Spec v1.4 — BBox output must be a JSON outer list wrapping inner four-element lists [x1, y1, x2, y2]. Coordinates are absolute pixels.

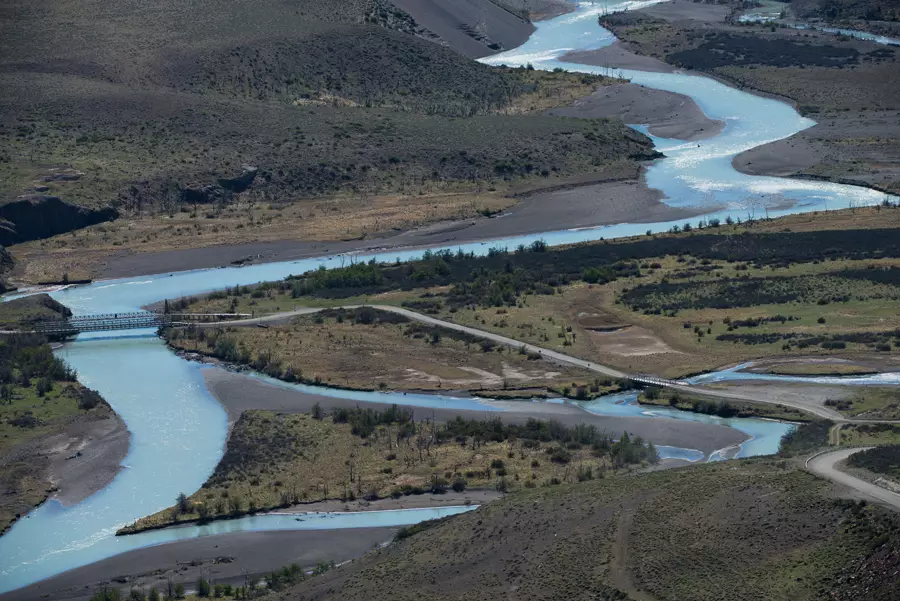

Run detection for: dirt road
[[203, 305, 900, 425], [806, 448, 900, 511]]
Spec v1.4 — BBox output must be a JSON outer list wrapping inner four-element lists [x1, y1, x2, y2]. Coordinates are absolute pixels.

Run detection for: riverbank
[[0, 527, 399, 601], [546, 81, 725, 141], [0, 297, 130, 534], [598, 1, 900, 196], [11, 162, 699, 283], [1, 405, 129, 535], [203, 368, 749, 455]]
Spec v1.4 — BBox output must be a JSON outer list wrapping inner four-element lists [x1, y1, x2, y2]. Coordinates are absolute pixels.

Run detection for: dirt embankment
[[1, 405, 129, 534], [71, 166, 693, 281], [389, 0, 535, 58]]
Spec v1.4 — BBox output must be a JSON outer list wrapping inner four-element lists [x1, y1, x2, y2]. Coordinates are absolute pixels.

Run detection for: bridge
[[25, 312, 252, 336]]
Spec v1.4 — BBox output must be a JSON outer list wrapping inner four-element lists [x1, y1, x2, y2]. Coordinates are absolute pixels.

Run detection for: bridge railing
[[27, 312, 253, 335]]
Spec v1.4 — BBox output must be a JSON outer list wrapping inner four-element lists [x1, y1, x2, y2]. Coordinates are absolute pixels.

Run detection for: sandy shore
[[48, 409, 130, 506], [562, 41, 676, 74], [0, 527, 398, 601], [547, 82, 724, 141], [732, 111, 900, 194], [95, 171, 696, 280], [1, 405, 129, 534], [388, 0, 534, 58], [268, 489, 501, 514], [203, 368, 748, 455]]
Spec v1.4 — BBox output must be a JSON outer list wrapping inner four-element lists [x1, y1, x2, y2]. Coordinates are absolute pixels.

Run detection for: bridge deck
[[26, 313, 252, 335]]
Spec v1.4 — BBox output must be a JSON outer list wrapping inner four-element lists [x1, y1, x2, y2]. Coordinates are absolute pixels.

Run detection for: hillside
[[280, 459, 900, 601], [0, 0, 653, 255]]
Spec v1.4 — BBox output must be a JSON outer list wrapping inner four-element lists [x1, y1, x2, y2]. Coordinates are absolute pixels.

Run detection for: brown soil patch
[[588, 325, 678, 357]]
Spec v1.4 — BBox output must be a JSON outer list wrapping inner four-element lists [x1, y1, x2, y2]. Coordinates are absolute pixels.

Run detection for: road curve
[[806, 447, 900, 512], [192, 304, 898, 424]]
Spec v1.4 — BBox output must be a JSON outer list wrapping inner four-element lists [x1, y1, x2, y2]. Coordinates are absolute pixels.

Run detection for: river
[[0, 0, 897, 594]]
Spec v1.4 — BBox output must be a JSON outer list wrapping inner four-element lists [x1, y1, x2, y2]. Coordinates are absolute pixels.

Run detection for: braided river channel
[[1, 0, 898, 593]]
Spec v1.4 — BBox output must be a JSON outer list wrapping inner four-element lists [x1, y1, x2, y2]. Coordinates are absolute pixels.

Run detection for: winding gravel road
[[806, 448, 900, 512]]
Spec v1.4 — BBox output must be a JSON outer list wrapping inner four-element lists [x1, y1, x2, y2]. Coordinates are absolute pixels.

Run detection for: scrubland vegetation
[[1, 0, 653, 280], [848, 444, 900, 480], [278, 458, 900, 601], [0, 296, 111, 532], [120, 405, 658, 534], [164, 307, 620, 398]]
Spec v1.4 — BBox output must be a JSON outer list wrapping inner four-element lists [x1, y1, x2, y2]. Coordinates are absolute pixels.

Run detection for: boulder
[[218, 165, 258, 193]]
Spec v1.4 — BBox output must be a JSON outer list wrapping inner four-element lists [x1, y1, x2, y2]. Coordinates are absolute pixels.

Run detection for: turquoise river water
[[1, 0, 898, 593]]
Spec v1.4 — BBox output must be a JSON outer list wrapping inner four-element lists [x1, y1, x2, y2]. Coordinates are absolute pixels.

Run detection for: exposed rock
[[183, 165, 259, 203], [181, 183, 223, 204], [217, 165, 258, 193], [0, 195, 117, 246]]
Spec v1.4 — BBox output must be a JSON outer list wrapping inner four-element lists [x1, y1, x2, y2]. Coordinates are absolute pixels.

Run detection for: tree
[[174, 583, 185, 599], [196, 577, 211, 598], [311, 402, 324, 420], [89, 589, 122, 601], [148, 588, 160, 601], [176, 492, 190, 514], [36, 376, 52, 397]]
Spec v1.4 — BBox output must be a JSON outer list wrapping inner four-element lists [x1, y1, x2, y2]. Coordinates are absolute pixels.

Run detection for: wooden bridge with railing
[[24, 312, 252, 336]]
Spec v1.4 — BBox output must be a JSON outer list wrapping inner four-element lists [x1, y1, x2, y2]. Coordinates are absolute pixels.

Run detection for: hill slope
[[280, 460, 900, 601], [0, 0, 654, 251]]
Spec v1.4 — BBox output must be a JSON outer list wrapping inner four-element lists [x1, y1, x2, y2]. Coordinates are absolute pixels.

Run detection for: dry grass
[[763, 363, 878, 376], [123, 409, 641, 533], [9, 192, 514, 283], [426, 254, 900, 378], [167, 310, 597, 394]]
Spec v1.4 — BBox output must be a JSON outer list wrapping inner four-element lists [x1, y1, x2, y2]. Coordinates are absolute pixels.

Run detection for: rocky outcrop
[[183, 165, 258, 203], [218, 165, 258, 192], [0, 195, 117, 246]]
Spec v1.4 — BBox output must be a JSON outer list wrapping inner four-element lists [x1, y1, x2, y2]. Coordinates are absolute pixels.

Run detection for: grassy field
[[280, 458, 900, 601], [840, 423, 900, 445], [423, 255, 900, 378], [164, 307, 613, 398], [828, 388, 900, 420], [120, 405, 658, 534]]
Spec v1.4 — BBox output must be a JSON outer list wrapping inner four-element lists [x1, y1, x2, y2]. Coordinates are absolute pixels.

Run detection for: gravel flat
[[0, 528, 398, 601]]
